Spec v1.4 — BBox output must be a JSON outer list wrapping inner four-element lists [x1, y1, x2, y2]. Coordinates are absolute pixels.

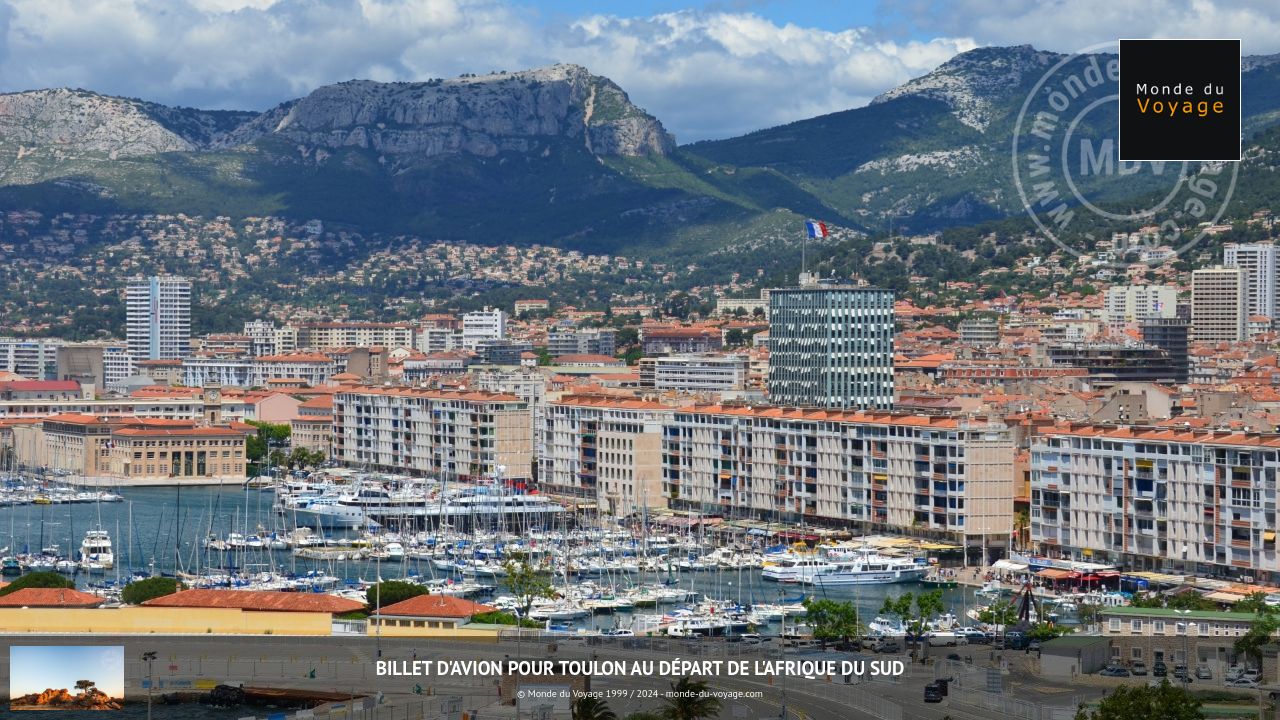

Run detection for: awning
[[993, 559, 1029, 572], [747, 528, 770, 536], [1037, 568, 1074, 580], [1266, 531, 1276, 542], [1204, 591, 1244, 604]]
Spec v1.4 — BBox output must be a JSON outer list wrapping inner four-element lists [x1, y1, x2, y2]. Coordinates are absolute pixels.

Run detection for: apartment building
[[290, 395, 333, 457], [663, 405, 1014, 560], [1031, 423, 1280, 582], [547, 328, 617, 358], [126, 276, 191, 362], [958, 317, 1000, 346], [1224, 243, 1278, 321], [461, 308, 506, 349], [541, 395, 673, 515], [637, 354, 749, 392], [1103, 285, 1178, 328], [1191, 267, 1247, 342], [332, 387, 532, 483], [252, 354, 335, 387], [641, 327, 722, 356], [292, 322, 415, 350], [0, 337, 61, 380]]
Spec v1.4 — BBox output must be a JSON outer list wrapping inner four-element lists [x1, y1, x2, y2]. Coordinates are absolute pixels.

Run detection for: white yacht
[[761, 556, 830, 583], [807, 550, 927, 586], [79, 529, 114, 570]]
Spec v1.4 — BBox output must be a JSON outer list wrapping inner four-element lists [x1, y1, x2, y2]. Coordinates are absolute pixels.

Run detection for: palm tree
[[660, 677, 722, 720], [572, 696, 618, 720]]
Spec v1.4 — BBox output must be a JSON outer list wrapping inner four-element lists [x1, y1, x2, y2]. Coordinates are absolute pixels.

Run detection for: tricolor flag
[[805, 220, 828, 239]]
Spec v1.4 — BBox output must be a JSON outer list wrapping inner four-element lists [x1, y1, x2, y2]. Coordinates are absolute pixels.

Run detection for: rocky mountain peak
[[871, 44, 1057, 131], [216, 64, 674, 160]]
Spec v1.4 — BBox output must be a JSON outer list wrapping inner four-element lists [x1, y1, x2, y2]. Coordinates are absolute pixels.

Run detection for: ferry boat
[[79, 529, 114, 570], [761, 556, 831, 583], [807, 550, 927, 586], [291, 488, 564, 529]]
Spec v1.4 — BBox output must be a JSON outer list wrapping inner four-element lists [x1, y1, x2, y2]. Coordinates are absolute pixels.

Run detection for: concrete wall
[[0, 607, 332, 635]]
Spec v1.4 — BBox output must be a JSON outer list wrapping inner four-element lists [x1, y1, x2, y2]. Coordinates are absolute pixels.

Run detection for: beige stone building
[[12, 414, 248, 486], [332, 386, 532, 484]]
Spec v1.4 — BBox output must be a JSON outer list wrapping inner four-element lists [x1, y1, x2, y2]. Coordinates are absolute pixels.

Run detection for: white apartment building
[[332, 386, 532, 483], [181, 353, 336, 388], [638, 354, 749, 392], [1224, 243, 1278, 321], [182, 357, 254, 387], [416, 327, 462, 354], [126, 276, 191, 362], [1103, 285, 1178, 328], [1191, 267, 1247, 342], [0, 337, 61, 380], [1031, 424, 1280, 582], [541, 395, 673, 516], [461, 308, 506, 350]]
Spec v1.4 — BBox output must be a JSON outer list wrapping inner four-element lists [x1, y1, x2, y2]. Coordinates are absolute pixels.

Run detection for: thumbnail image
[[9, 646, 124, 711]]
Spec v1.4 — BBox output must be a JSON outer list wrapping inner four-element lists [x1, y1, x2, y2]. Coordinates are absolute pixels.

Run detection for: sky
[[9, 645, 125, 699], [0, 0, 1278, 142]]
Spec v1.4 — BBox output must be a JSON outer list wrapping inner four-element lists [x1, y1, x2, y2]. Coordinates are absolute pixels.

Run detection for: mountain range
[[2, 46, 1279, 260]]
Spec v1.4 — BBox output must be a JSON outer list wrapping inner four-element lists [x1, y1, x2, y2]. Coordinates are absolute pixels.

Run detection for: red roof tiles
[[142, 589, 363, 613]]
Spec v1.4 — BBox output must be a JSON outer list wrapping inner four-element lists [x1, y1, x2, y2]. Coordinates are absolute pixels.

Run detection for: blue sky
[[9, 645, 125, 699], [0, 0, 1277, 141]]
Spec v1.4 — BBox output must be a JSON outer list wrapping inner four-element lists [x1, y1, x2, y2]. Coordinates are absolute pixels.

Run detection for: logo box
[[1119, 39, 1241, 162]]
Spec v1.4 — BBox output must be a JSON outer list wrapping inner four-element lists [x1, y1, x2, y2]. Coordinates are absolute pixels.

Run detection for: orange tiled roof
[[142, 589, 363, 613], [377, 594, 495, 618]]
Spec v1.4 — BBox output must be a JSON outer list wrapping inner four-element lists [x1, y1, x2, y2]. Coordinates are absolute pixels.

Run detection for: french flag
[[805, 220, 828, 239]]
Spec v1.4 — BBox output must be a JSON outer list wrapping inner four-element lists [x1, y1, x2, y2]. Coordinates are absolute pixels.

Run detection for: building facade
[[663, 406, 1014, 560], [767, 283, 894, 410], [1191, 267, 1247, 342], [1224, 243, 1278, 321], [1103, 285, 1179, 328], [0, 337, 61, 380], [638, 354, 749, 392], [126, 276, 191, 362], [541, 395, 672, 515], [1031, 424, 1280, 582], [547, 329, 617, 358], [332, 387, 532, 483], [461, 308, 506, 349]]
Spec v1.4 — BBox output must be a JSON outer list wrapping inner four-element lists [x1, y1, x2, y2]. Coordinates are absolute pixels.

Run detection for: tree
[[121, 577, 183, 605], [1074, 681, 1202, 720], [0, 571, 74, 595], [724, 328, 745, 347], [802, 598, 861, 648], [571, 696, 618, 720], [246, 421, 291, 462], [367, 580, 427, 609], [659, 677, 721, 720], [1231, 591, 1272, 615], [501, 552, 555, 618], [74, 680, 95, 695], [910, 589, 946, 656], [1233, 612, 1279, 669]]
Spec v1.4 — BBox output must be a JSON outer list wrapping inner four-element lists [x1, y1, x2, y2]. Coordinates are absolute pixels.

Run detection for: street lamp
[[1173, 609, 1191, 691], [141, 651, 157, 720]]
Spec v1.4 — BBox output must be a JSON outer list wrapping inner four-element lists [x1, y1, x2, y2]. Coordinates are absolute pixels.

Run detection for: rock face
[[0, 89, 196, 157], [217, 64, 674, 160], [0, 65, 672, 165], [12, 686, 123, 710], [871, 45, 1056, 131]]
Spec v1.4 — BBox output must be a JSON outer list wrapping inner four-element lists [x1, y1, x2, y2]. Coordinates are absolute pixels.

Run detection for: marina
[[0, 474, 1035, 636]]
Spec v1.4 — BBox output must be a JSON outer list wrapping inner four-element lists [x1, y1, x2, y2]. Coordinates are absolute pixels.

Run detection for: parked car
[[1241, 668, 1262, 683], [957, 629, 989, 644], [1226, 665, 1245, 681], [1130, 661, 1148, 676], [1194, 663, 1212, 679], [1099, 666, 1131, 677], [1028, 639, 1042, 652], [1153, 661, 1167, 677], [923, 683, 943, 703], [1173, 664, 1192, 682], [1227, 677, 1259, 689], [927, 632, 967, 647], [873, 638, 902, 654]]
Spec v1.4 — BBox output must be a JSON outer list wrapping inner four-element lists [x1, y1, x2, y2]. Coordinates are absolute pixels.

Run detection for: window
[[1131, 620, 1142, 632], [1154, 621, 1165, 634], [1109, 619, 1121, 632]]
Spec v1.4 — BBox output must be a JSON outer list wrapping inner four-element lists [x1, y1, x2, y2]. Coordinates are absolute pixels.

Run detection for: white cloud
[[905, 0, 1280, 55], [0, 0, 975, 141]]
